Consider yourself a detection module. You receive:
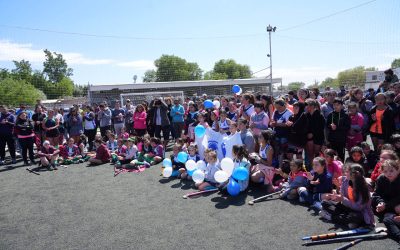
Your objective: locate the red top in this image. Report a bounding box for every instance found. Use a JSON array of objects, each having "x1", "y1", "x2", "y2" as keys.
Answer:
[
  {"x1": 95, "y1": 144, "x2": 111, "y2": 162},
  {"x1": 370, "y1": 161, "x2": 382, "y2": 182}
]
